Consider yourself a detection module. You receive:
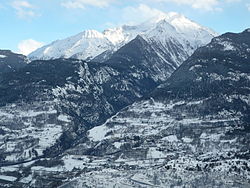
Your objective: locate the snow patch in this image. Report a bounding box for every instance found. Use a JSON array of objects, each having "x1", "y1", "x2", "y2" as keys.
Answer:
[
  {"x1": 57, "y1": 114, "x2": 71, "y2": 122},
  {"x1": 113, "y1": 142, "x2": 122, "y2": 148},
  {"x1": 182, "y1": 137, "x2": 193, "y2": 143},
  {"x1": 0, "y1": 55, "x2": 6, "y2": 58},
  {"x1": 88, "y1": 125, "x2": 109, "y2": 142},
  {"x1": 0, "y1": 175, "x2": 17, "y2": 182},
  {"x1": 61, "y1": 155, "x2": 89, "y2": 171},
  {"x1": 189, "y1": 64, "x2": 202, "y2": 71},
  {"x1": 162, "y1": 135, "x2": 178, "y2": 142},
  {"x1": 19, "y1": 175, "x2": 32, "y2": 184},
  {"x1": 147, "y1": 148, "x2": 165, "y2": 158},
  {"x1": 220, "y1": 41, "x2": 236, "y2": 51}
]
